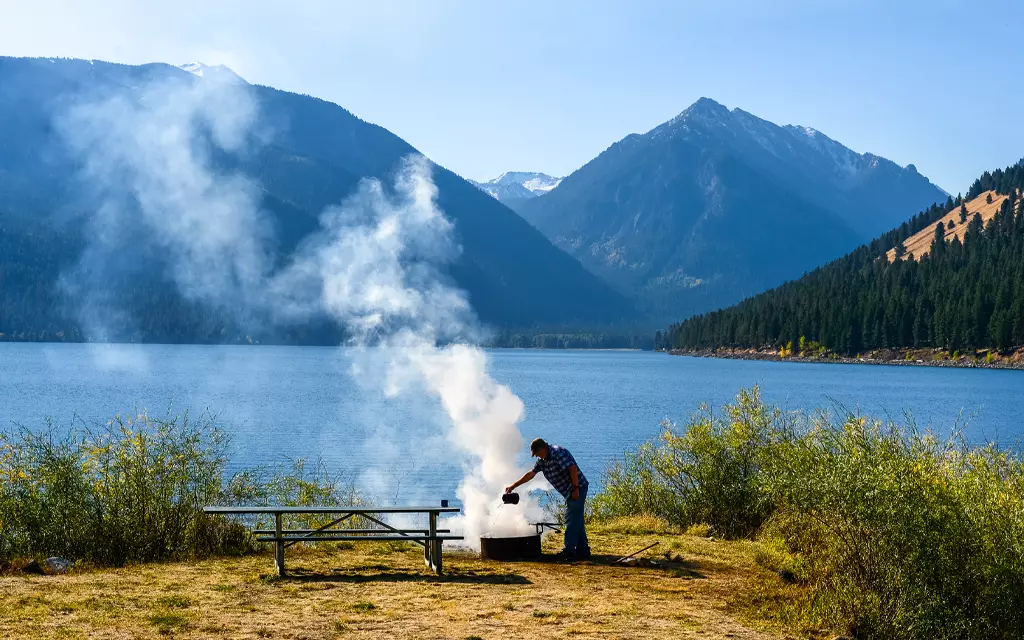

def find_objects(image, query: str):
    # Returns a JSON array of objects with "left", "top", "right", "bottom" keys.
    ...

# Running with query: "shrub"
[
  {"left": 0, "top": 412, "right": 241, "bottom": 565},
  {"left": 0, "top": 411, "right": 364, "bottom": 566},
  {"left": 762, "top": 418, "right": 1024, "bottom": 639},
  {"left": 593, "top": 387, "right": 777, "bottom": 538},
  {"left": 594, "top": 388, "right": 1024, "bottom": 638},
  {"left": 684, "top": 523, "right": 712, "bottom": 537}
]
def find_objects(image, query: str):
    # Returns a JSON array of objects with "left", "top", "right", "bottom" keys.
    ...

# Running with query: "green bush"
[
  {"left": 594, "top": 388, "right": 1024, "bottom": 639},
  {"left": 0, "top": 412, "right": 241, "bottom": 565},
  {"left": 593, "top": 387, "right": 777, "bottom": 538},
  {"left": 762, "top": 417, "right": 1024, "bottom": 639},
  {"left": 0, "top": 411, "right": 365, "bottom": 566}
]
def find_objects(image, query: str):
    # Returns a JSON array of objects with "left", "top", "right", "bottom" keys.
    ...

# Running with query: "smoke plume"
[
  {"left": 59, "top": 74, "right": 269, "bottom": 336},
  {"left": 60, "top": 69, "right": 542, "bottom": 543},
  {"left": 284, "top": 159, "right": 543, "bottom": 540}
]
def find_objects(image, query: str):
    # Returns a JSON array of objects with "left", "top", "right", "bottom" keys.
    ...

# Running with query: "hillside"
[
  {"left": 516, "top": 98, "right": 946, "bottom": 319},
  {"left": 886, "top": 190, "right": 1008, "bottom": 261},
  {"left": 0, "top": 57, "right": 635, "bottom": 343},
  {"left": 668, "top": 162, "right": 1024, "bottom": 355}
]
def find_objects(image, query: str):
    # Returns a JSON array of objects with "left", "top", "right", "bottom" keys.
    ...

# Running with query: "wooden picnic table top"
[{"left": 202, "top": 505, "right": 461, "bottom": 514}]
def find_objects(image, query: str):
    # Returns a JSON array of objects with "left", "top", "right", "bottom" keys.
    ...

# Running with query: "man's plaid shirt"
[{"left": 533, "top": 444, "right": 589, "bottom": 498}]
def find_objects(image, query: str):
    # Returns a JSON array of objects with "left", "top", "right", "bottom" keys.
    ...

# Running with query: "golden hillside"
[{"left": 887, "top": 190, "right": 1012, "bottom": 262}]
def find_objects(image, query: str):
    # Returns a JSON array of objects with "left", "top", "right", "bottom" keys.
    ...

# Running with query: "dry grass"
[
  {"left": 0, "top": 529, "right": 797, "bottom": 639},
  {"left": 887, "top": 189, "right": 1012, "bottom": 262}
]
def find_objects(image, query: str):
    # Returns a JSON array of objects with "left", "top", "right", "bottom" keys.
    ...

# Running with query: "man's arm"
[
  {"left": 505, "top": 470, "right": 536, "bottom": 494},
  {"left": 569, "top": 464, "right": 580, "bottom": 500}
]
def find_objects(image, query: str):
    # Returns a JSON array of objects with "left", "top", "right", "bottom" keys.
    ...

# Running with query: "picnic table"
[{"left": 203, "top": 504, "right": 463, "bottom": 576}]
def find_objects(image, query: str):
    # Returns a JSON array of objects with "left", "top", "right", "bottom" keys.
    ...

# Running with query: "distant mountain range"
[
  {"left": 470, "top": 171, "right": 562, "bottom": 209},
  {"left": 669, "top": 163, "right": 1024, "bottom": 357},
  {"left": 0, "top": 57, "right": 634, "bottom": 343},
  {"left": 516, "top": 97, "right": 947, "bottom": 318},
  {"left": 0, "top": 59, "right": 954, "bottom": 344}
]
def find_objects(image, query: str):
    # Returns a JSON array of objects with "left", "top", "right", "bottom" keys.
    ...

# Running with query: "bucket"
[{"left": 501, "top": 492, "right": 520, "bottom": 505}]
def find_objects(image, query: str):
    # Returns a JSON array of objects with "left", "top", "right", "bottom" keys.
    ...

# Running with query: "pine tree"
[{"left": 932, "top": 222, "right": 946, "bottom": 255}]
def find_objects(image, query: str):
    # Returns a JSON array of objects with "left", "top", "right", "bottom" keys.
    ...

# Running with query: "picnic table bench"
[{"left": 203, "top": 504, "right": 463, "bottom": 576}]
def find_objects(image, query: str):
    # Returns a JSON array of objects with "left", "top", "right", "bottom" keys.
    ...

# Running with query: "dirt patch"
[{"left": 887, "top": 189, "right": 1013, "bottom": 262}]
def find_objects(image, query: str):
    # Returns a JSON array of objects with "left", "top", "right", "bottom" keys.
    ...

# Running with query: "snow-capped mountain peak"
[
  {"left": 178, "top": 62, "right": 247, "bottom": 84},
  {"left": 471, "top": 171, "right": 562, "bottom": 207}
]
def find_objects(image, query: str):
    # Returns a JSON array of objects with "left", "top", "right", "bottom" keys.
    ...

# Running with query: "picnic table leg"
[
  {"left": 435, "top": 539, "right": 443, "bottom": 575},
  {"left": 429, "top": 510, "right": 442, "bottom": 575},
  {"left": 423, "top": 511, "right": 433, "bottom": 571},
  {"left": 275, "top": 512, "right": 285, "bottom": 576}
]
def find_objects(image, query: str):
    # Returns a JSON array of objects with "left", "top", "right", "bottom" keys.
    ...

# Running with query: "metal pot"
[
  {"left": 480, "top": 533, "right": 542, "bottom": 561},
  {"left": 501, "top": 492, "right": 520, "bottom": 505}
]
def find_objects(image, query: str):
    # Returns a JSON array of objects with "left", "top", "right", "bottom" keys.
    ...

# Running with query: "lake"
[{"left": 1, "top": 343, "right": 1021, "bottom": 502}]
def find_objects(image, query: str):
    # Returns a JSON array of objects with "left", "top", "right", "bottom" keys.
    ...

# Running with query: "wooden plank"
[
  {"left": 252, "top": 529, "right": 450, "bottom": 535},
  {"left": 203, "top": 506, "right": 461, "bottom": 514},
  {"left": 255, "top": 535, "right": 464, "bottom": 542}
]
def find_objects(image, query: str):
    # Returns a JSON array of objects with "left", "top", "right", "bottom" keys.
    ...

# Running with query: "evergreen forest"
[{"left": 668, "top": 162, "right": 1024, "bottom": 355}]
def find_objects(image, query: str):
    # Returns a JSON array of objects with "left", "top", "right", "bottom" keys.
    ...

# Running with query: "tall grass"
[
  {"left": 0, "top": 411, "right": 364, "bottom": 567},
  {"left": 594, "top": 387, "right": 1024, "bottom": 639}
]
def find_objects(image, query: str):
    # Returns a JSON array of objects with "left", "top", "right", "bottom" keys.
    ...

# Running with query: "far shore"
[
  {"left": 669, "top": 346, "right": 1024, "bottom": 371},
  {"left": 0, "top": 340, "right": 650, "bottom": 352}
]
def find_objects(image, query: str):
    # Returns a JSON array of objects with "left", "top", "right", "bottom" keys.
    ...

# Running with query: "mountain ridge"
[
  {"left": 516, "top": 97, "right": 947, "bottom": 318},
  {"left": 0, "top": 56, "right": 637, "bottom": 343}
]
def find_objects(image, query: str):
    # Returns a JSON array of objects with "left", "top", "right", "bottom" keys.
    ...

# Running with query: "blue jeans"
[{"left": 563, "top": 486, "right": 590, "bottom": 556}]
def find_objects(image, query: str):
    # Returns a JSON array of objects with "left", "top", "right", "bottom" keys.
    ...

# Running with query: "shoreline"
[
  {"left": 0, "top": 340, "right": 648, "bottom": 353},
  {"left": 669, "top": 346, "right": 1024, "bottom": 371}
]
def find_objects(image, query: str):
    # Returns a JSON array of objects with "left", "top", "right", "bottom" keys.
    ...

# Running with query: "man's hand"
[
  {"left": 504, "top": 485, "right": 515, "bottom": 494},
  {"left": 571, "top": 486, "right": 580, "bottom": 500}
]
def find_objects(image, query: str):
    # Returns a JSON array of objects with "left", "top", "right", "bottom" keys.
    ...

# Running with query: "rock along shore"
[{"left": 668, "top": 346, "right": 1024, "bottom": 370}]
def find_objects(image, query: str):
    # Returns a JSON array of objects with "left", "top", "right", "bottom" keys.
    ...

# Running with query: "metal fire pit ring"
[{"left": 480, "top": 534, "right": 542, "bottom": 561}]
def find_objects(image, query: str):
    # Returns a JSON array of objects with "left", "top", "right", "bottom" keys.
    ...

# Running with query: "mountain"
[
  {"left": 668, "top": 162, "right": 1024, "bottom": 355},
  {"left": 0, "top": 57, "right": 635, "bottom": 343},
  {"left": 515, "top": 97, "right": 947, "bottom": 318},
  {"left": 470, "top": 171, "right": 562, "bottom": 209},
  {"left": 178, "top": 62, "right": 248, "bottom": 84}
]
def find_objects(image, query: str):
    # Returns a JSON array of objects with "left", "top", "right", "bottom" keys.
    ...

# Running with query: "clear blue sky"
[{"left": 2, "top": 0, "right": 1022, "bottom": 192}]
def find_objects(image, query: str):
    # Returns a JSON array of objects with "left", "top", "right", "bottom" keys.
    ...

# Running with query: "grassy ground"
[{"left": 0, "top": 519, "right": 802, "bottom": 639}]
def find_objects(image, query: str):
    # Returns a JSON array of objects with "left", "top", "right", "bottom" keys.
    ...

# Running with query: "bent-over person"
[{"left": 505, "top": 438, "right": 590, "bottom": 560}]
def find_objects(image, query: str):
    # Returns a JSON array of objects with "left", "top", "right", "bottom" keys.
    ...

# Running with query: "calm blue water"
[{"left": 1, "top": 343, "right": 1021, "bottom": 500}]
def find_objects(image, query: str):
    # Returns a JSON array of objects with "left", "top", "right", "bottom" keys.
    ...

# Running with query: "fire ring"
[{"left": 480, "top": 534, "right": 542, "bottom": 561}]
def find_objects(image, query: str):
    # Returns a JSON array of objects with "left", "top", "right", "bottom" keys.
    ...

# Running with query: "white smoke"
[
  {"left": 59, "top": 74, "right": 270, "bottom": 328},
  {"left": 60, "top": 71, "right": 542, "bottom": 544},
  {"left": 272, "top": 156, "right": 543, "bottom": 540}
]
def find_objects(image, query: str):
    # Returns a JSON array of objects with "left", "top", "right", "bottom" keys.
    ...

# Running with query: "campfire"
[{"left": 479, "top": 494, "right": 557, "bottom": 561}]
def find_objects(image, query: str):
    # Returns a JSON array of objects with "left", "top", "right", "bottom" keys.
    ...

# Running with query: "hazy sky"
[{"left": 2, "top": 0, "right": 1021, "bottom": 192}]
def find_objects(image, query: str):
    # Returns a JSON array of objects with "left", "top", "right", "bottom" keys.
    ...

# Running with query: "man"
[{"left": 505, "top": 438, "right": 591, "bottom": 560}]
